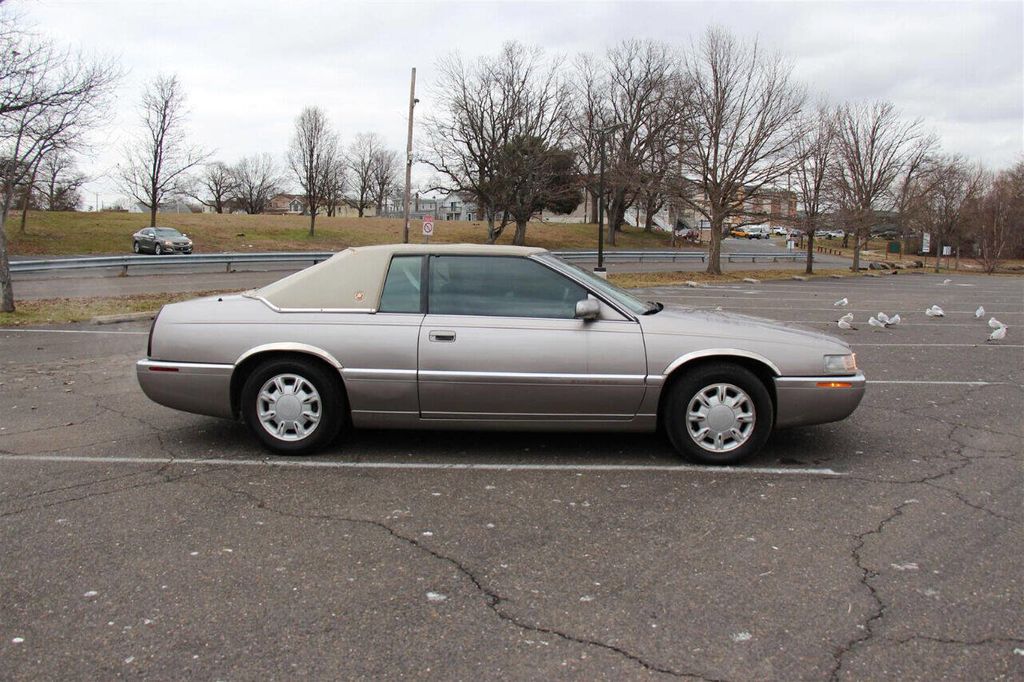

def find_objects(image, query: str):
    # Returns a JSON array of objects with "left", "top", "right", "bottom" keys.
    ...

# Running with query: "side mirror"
[{"left": 574, "top": 298, "right": 600, "bottom": 321}]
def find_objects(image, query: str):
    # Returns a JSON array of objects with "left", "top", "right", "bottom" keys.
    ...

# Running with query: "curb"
[{"left": 90, "top": 311, "right": 158, "bottom": 325}]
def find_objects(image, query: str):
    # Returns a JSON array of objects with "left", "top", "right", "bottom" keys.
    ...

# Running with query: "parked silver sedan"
[{"left": 137, "top": 244, "right": 864, "bottom": 464}]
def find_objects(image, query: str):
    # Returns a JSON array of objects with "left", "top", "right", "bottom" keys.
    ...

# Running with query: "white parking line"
[
  {"left": 851, "top": 343, "right": 1024, "bottom": 348},
  {"left": 0, "top": 454, "right": 844, "bottom": 477},
  {"left": 867, "top": 380, "right": 1009, "bottom": 386},
  {"left": 1, "top": 329, "right": 148, "bottom": 335}
]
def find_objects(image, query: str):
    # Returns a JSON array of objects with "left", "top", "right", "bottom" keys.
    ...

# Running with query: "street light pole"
[
  {"left": 596, "top": 128, "right": 606, "bottom": 275},
  {"left": 593, "top": 123, "right": 622, "bottom": 277},
  {"left": 401, "top": 67, "right": 417, "bottom": 244}
]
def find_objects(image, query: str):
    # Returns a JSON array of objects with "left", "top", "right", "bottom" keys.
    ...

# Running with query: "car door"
[
  {"left": 417, "top": 255, "right": 647, "bottom": 422},
  {"left": 141, "top": 229, "right": 155, "bottom": 251}
]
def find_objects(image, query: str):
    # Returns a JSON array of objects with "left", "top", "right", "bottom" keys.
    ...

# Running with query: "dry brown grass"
[
  {"left": 609, "top": 268, "right": 859, "bottom": 289},
  {"left": 9, "top": 211, "right": 677, "bottom": 256},
  {"left": 0, "top": 290, "right": 231, "bottom": 326}
]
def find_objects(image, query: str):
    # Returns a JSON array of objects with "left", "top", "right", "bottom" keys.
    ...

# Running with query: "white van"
[{"left": 745, "top": 226, "right": 771, "bottom": 239}]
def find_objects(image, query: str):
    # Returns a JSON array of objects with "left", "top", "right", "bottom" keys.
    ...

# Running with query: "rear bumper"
[
  {"left": 136, "top": 359, "right": 234, "bottom": 418},
  {"left": 773, "top": 372, "right": 866, "bottom": 428}
]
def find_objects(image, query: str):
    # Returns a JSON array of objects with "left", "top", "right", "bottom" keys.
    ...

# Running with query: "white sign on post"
[
  {"left": 422, "top": 215, "right": 434, "bottom": 241},
  {"left": 921, "top": 232, "right": 931, "bottom": 254},
  {"left": 942, "top": 245, "right": 952, "bottom": 256}
]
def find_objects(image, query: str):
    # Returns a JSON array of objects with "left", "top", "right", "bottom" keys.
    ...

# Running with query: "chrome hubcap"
[
  {"left": 686, "top": 383, "right": 755, "bottom": 453},
  {"left": 256, "top": 373, "right": 321, "bottom": 442}
]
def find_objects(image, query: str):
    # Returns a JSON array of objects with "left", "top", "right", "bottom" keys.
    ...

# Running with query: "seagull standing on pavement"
[
  {"left": 887, "top": 314, "right": 901, "bottom": 326},
  {"left": 975, "top": 306, "right": 985, "bottom": 318},
  {"left": 868, "top": 316, "right": 885, "bottom": 329},
  {"left": 834, "top": 298, "right": 848, "bottom": 307},
  {"left": 838, "top": 319, "right": 856, "bottom": 330},
  {"left": 987, "top": 326, "right": 1008, "bottom": 342},
  {"left": 989, "top": 317, "right": 1004, "bottom": 329},
  {"left": 877, "top": 312, "right": 891, "bottom": 324},
  {"left": 926, "top": 305, "right": 945, "bottom": 317}
]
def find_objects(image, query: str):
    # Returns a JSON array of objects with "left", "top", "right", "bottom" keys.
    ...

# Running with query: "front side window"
[
  {"left": 378, "top": 255, "right": 423, "bottom": 313},
  {"left": 428, "top": 256, "right": 586, "bottom": 319}
]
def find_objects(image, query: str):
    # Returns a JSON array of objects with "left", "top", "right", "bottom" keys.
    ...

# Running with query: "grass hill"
[{"left": 8, "top": 211, "right": 677, "bottom": 256}]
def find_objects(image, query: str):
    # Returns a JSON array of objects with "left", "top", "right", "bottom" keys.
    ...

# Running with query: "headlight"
[
  {"left": 824, "top": 354, "right": 857, "bottom": 375},
  {"left": 163, "top": 240, "right": 174, "bottom": 246}
]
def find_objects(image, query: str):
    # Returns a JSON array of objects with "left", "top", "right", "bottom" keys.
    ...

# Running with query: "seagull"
[
  {"left": 877, "top": 312, "right": 891, "bottom": 324},
  {"left": 987, "top": 326, "right": 1007, "bottom": 342},
  {"left": 838, "top": 319, "right": 856, "bottom": 330},
  {"left": 989, "top": 317, "right": 1004, "bottom": 329},
  {"left": 840, "top": 312, "right": 854, "bottom": 323},
  {"left": 834, "top": 298, "right": 849, "bottom": 307},
  {"left": 868, "top": 316, "right": 886, "bottom": 328},
  {"left": 887, "top": 314, "right": 901, "bottom": 326},
  {"left": 941, "top": 279, "right": 952, "bottom": 285},
  {"left": 975, "top": 306, "right": 985, "bottom": 318},
  {"left": 926, "top": 305, "right": 945, "bottom": 317}
]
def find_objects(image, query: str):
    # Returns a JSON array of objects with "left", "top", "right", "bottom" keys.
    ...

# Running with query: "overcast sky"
[{"left": 13, "top": 0, "right": 1024, "bottom": 208}]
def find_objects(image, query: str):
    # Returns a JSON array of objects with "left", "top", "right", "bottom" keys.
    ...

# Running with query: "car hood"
[
  {"left": 642, "top": 304, "right": 849, "bottom": 348},
  {"left": 637, "top": 304, "right": 853, "bottom": 378}
]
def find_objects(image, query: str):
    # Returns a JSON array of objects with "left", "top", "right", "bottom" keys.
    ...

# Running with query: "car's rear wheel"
[
  {"left": 664, "top": 362, "right": 773, "bottom": 465},
  {"left": 241, "top": 357, "right": 345, "bottom": 455},
  {"left": 132, "top": 241, "right": 140, "bottom": 254}
]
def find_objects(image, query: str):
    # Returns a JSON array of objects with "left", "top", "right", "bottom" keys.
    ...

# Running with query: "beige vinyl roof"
[{"left": 252, "top": 243, "right": 547, "bottom": 310}]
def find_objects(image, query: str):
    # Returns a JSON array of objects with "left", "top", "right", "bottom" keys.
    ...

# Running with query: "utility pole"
[{"left": 402, "top": 67, "right": 418, "bottom": 244}]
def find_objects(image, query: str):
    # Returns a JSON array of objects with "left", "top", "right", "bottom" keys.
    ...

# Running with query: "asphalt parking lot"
[{"left": 1, "top": 272, "right": 1021, "bottom": 680}]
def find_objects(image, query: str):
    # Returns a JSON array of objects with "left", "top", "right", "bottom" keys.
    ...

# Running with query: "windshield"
[
  {"left": 535, "top": 253, "right": 656, "bottom": 316},
  {"left": 154, "top": 228, "right": 183, "bottom": 238}
]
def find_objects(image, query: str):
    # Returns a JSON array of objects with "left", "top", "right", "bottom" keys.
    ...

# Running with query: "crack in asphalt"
[
  {"left": 828, "top": 499, "right": 919, "bottom": 682},
  {"left": 887, "top": 634, "right": 1024, "bottom": 648},
  {"left": 201, "top": 477, "right": 721, "bottom": 681}
]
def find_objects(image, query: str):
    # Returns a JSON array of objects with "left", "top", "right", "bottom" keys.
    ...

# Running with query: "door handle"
[{"left": 428, "top": 330, "right": 456, "bottom": 342}]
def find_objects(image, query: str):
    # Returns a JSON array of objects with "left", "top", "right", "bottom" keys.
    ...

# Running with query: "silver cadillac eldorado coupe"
[{"left": 137, "top": 244, "right": 865, "bottom": 464}]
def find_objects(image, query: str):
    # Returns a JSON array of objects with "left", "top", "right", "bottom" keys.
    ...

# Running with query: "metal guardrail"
[
  {"left": 9, "top": 249, "right": 804, "bottom": 275},
  {"left": 10, "top": 252, "right": 336, "bottom": 275}
]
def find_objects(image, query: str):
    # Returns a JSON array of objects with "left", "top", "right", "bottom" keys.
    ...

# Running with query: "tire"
[
  {"left": 241, "top": 357, "right": 345, "bottom": 455},
  {"left": 154, "top": 243, "right": 163, "bottom": 255},
  {"left": 664, "top": 362, "right": 773, "bottom": 465},
  {"left": 132, "top": 241, "right": 140, "bottom": 254}
]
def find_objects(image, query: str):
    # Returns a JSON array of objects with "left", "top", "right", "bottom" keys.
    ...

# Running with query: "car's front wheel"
[
  {"left": 154, "top": 243, "right": 163, "bottom": 255},
  {"left": 132, "top": 241, "right": 141, "bottom": 254},
  {"left": 241, "top": 357, "right": 345, "bottom": 455},
  {"left": 664, "top": 362, "right": 773, "bottom": 465}
]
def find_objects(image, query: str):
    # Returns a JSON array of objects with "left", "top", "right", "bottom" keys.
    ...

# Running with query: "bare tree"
[
  {"left": 321, "top": 156, "right": 348, "bottom": 217},
  {"left": 920, "top": 155, "right": 984, "bottom": 272},
  {"left": 370, "top": 147, "right": 400, "bottom": 216},
  {"left": 681, "top": 27, "right": 807, "bottom": 274},
  {"left": 969, "top": 161, "right": 1023, "bottom": 273},
  {"left": 231, "top": 153, "right": 281, "bottom": 215},
  {"left": 567, "top": 53, "right": 608, "bottom": 224},
  {"left": 792, "top": 104, "right": 836, "bottom": 274},
  {"left": 288, "top": 106, "right": 338, "bottom": 236},
  {"left": 423, "top": 42, "right": 568, "bottom": 243},
  {"left": 831, "top": 100, "right": 925, "bottom": 272},
  {"left": 0, "top": 14, "right": 118, "bottom": 312},
  {"left": 347, "top": 132, "right": 382, "bottom": 217},
  {"left": 117, "top": 75, "right": 209, "bottom": 227},
  {"left": 187, "top": 161, "right": 237, "bottom": 213},
  {"left": 36, "top": 149, "right": 87, "bottom": 211},
  {"left": 602, "top": 40, "right": 689, "bottom": 245}
]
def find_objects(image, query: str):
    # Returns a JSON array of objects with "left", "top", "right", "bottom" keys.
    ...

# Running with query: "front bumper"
[
  {"left": 773, "top": 372, "right": 866, "bottom": 428},
  {"left": 136, "top": 359, "right": 234, "bottom": 418}
]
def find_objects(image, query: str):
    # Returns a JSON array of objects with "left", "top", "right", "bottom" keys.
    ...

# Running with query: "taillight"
[{"left": 147, "top": 308, "right": 162, "bottom": 357}]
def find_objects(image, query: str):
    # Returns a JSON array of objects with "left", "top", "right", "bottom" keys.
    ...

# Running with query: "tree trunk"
[
  {"left": 357, "top": 206, "right": 364, "bottom": 218},
  {"left": 309, "top": 212, "right": 316, "bottom": 237},
  {"left": 19, "top": 185, "right": 31, "bottom": 234},
  {"left": 805, "top": 228, "right": 815, "bottom": 275},
  {"left": 588, "top": 188, "right": 599, "bottom": 224},
  {"left": 149, "top": 203, "right": 158, "bottom": 228},
  {"left": 512, "top": 219, "right": 528, "bottom": 246},
  {"left": 486, "top": 212, "right": 498, "bottom": 244},
  {"left": 0, "top": 205, "right": 15, "bottom": 313},
  {"left": 705, "top": 215, "right": 723, "bottom": 275}
]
